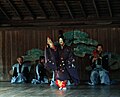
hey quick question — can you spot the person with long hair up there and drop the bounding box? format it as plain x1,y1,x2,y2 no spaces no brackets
45,31,80,90
55,32,80,90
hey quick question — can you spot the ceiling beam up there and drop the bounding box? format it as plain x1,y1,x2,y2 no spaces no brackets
78,1,87,18
0,24,120,28
0,21,120,28
92,0,99,17
36,0,48,19
22,0,36,19
0,5,10,20
1,17,120,25
49,1,61,18
64,1,74,19
106,0,113,17
7,0,22,19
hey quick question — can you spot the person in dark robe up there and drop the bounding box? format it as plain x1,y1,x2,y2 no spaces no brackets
31,56,49,84
44,37,58,86
55,33,80,90
11,56,26,83
45,31,80,90
89,44,110,85
36,56,49,83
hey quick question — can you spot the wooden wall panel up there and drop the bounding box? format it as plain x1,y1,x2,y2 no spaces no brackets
0,27,120,81
0,31,3,80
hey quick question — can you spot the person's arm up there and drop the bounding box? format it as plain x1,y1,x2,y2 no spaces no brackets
36,64,40,80
92,50,99,63
92,57,98,63
36,65,39,75
47,38,56,51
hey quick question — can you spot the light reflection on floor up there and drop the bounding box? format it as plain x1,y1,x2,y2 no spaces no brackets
0,82,120,97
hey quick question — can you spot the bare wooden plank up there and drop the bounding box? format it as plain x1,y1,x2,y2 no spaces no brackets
0,82,120,97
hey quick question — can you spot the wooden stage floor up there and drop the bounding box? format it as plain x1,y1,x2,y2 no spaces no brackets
0,82,120,97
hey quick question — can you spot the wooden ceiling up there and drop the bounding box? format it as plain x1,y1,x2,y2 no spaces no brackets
0,0,120,27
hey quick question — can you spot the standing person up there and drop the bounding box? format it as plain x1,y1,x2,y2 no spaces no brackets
11,56,26,83
45,32,80,90
89,44,110,85
56,32,80,90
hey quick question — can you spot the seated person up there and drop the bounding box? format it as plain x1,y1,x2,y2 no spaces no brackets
89,44,110,85
21,61,31,83
31,56,49,84
11,56,26,83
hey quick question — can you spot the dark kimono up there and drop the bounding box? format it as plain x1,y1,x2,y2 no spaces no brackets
44,46,58,85
11,63,26,83
11,61,31,83
45,45,80,85
89,50,110,85
56,45,80,84
45,46,58,71
31,63,49,84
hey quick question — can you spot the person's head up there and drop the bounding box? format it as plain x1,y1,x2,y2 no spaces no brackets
39,56,45,63
96,44,103,53
58,30,65,46
17,56,23,64
58,37,65,46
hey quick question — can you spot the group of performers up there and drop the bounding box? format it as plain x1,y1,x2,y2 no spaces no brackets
10,31,111,90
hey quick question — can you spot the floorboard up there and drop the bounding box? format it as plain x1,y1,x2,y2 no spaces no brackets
0,82,120,97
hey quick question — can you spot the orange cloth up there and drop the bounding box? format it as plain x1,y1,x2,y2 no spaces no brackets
56,79,67,88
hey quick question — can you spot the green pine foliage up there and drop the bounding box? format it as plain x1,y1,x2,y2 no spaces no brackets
23,49,44,62
64,30,98,57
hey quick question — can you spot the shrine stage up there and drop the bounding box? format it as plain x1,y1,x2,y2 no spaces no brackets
0,82,120,97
